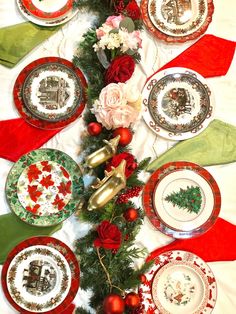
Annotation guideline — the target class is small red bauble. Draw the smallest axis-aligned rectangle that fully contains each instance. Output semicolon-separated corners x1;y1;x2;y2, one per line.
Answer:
112;127;133;147
103;294;125;314
123;208;139;222
87;122;102;136
139;274;147;284
124;292;141;308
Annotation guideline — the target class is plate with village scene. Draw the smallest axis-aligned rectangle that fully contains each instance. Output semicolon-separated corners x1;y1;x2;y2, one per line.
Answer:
5;148;84;227
138;250;217;314
142;68;214;140
1;236;80;313
140;0;214;42
16;0;79;27
13;57;87;129
142;161;221;238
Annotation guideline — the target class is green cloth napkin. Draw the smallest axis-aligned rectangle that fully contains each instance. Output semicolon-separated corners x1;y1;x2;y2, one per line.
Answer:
147;119;236;171
0;213;62;264
0;22;60;68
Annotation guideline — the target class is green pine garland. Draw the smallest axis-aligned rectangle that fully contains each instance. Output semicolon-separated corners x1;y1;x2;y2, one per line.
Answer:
72;1;152;312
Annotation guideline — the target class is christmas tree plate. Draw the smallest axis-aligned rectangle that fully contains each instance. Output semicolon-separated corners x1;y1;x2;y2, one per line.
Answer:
14;57;87;129
21;0;74;20
140;0;214;43
6;148;84;227
142;68;214;140
16;0;79;26
138;250;217;314
143;161;221;238
1;236;80;313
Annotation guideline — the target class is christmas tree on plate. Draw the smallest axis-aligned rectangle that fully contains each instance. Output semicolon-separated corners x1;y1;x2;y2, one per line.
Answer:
164;185;202;214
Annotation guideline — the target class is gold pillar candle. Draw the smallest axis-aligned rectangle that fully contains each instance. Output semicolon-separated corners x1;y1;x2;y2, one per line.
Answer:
87;160;127;211
85;135;120;168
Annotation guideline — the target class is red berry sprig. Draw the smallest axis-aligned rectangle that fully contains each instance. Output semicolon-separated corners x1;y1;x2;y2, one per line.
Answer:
116;186;143;204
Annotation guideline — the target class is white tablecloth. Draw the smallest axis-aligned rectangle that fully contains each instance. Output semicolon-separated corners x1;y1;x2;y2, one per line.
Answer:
0;0;236;313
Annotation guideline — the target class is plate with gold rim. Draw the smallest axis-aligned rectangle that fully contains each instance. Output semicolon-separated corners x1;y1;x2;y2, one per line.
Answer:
142;67;214;140
5;148;84;227
138;250;217;314
141;0;214;43
1;236;80;314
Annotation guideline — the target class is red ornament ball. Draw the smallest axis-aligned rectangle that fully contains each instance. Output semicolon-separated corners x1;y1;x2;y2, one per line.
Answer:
103;294;125;314
139;274;147;284
124;292;141;308
112;127;133;147
87;122;102;136
123;208;139;222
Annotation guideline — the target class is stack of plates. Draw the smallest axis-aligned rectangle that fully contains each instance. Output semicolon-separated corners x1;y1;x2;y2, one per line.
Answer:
16;0;78;26
140;0;214;42
14;57;87;130
1;236;80;313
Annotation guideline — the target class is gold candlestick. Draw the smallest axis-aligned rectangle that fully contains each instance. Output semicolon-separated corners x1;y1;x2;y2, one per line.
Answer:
85;135;120;168
87;160;127;211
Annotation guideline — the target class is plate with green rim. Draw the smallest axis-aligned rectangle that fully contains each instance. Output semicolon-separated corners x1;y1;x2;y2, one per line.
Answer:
6;148;84;227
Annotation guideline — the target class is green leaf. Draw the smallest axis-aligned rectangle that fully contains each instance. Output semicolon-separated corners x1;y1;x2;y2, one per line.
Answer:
119;17;135;33
109;28;119;34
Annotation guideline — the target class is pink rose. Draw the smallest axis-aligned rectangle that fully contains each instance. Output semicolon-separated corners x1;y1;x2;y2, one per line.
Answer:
105;15;123;28
91;83;139;130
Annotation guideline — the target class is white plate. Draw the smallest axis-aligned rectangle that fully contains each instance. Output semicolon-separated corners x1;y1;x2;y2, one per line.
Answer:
142;67;214;140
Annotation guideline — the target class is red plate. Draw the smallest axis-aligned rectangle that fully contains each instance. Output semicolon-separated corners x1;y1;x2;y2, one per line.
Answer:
140;0;214;43
21;0;73;19
143;161;221;238
13;57;87;130
1;236;80;314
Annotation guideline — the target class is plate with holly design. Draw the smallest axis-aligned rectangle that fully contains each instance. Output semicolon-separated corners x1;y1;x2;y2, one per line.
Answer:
6;148;84;227
138;250;217;314
143;161;221;238
1;236;80;313
142;68;214;140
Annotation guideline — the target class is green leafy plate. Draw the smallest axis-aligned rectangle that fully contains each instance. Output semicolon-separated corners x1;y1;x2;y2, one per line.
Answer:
6;149;84;227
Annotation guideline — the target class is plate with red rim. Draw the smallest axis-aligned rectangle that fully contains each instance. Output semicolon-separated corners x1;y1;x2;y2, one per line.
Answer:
16;0;78;26
1;236;80;314
138;250;217;314
13;57;87;130
140;0;214;43
142;161;221;238
21;0;74;19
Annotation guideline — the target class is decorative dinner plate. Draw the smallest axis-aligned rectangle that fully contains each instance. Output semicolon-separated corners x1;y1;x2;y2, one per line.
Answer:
141;0;214;43
138;250;217;313
1;236;80;313
16;0;78;26
143;161;221;238
6;148;84;227
142;68;214;140
14;57;86;129
21;0;73;19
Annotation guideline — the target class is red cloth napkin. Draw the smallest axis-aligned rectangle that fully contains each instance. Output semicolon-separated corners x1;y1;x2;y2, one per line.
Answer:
147;218;236;262
148;34;235;81
61;303;76;314
0;118;59;162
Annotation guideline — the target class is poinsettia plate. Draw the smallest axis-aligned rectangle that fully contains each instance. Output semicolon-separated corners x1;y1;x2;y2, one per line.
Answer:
138;250;217;313
143;161;221;238
16;0;78;26
141;0;214;43
6;148;84;227
14;57;87;129
1;236;80;313
142;67;214;140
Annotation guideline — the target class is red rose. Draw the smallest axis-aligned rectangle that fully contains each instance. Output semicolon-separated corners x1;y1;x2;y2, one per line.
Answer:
125;0;141;20
94;220;122;250
105;55;135;85
106;152;137;178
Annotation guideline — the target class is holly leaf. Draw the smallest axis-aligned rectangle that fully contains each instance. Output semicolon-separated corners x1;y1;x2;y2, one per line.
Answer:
119;17;135;33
